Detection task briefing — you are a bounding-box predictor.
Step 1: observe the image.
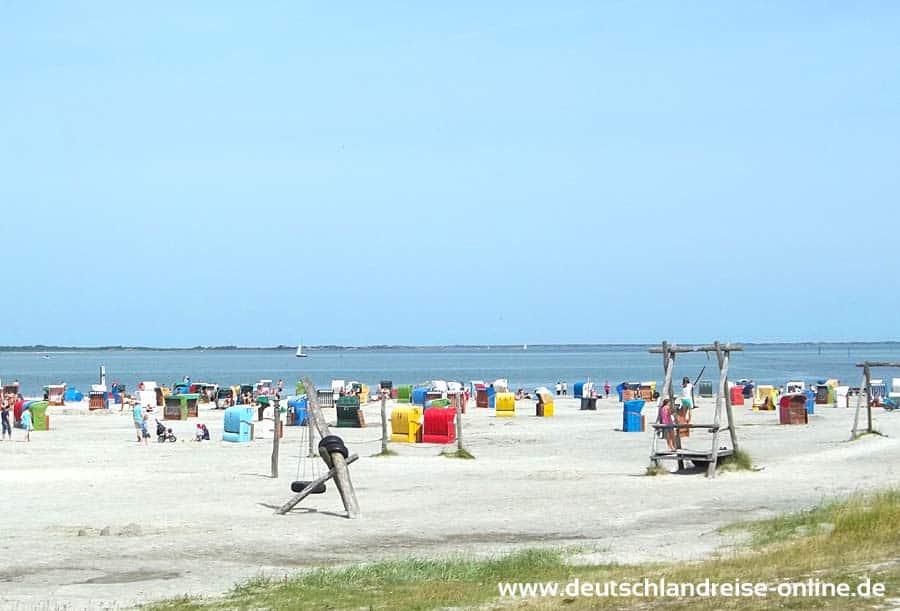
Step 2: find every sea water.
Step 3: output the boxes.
[2,344,899,397]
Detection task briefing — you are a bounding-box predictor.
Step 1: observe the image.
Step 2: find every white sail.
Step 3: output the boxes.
[296,342,307,358]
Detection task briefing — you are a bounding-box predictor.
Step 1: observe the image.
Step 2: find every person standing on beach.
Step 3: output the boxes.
[555,381,562,396]
[21,408,33,442]
[680,376,695,428]
[604,380,611,398]
[658,399,676,451]
[132,402,145,443]
[562,381,568,396]
[140,411,150,445]
[1,398,11,440]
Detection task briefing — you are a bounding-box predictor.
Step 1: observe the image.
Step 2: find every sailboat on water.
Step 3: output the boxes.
[295,342,308,358]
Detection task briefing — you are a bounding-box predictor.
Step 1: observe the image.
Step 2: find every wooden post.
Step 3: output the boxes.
[649,341,668,467]
[271,397,281,478]
[851,372,866,440]
[308,403,316,457]
[865,365,873,434]
[723,351,738,454]
[380,392,388,455]
[456,392,464,452]
[662,342,683,470]
[709,342,729,478]
[302,377,360,519]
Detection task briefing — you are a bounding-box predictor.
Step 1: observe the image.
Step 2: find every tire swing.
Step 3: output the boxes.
[291,420,327,495]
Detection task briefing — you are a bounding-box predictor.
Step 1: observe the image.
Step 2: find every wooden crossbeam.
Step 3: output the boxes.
[649,343,744,354]
[856,362,900,368]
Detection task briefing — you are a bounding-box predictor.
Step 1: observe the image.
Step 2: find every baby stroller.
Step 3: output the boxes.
[156,419,177,443]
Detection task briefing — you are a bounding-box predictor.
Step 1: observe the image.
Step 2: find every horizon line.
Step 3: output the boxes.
[0,341,898,352]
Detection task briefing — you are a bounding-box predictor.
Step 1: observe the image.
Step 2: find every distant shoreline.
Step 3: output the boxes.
[0,341,897,353]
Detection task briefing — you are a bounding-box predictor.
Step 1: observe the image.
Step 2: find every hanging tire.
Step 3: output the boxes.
[318,435,348,458]
[291,480,327,494]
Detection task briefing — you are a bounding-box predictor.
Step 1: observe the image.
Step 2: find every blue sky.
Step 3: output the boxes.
[1,1,898,346]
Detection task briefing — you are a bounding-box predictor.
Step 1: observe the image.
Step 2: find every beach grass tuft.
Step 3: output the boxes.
[645,464,668,476]
[372,448,399,457]
[441,447,475,460]
[717,448,754,471]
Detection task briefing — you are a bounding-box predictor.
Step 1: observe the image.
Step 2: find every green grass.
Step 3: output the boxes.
[146,490,900,610]
[717,448,754,472]
[371,448,399,457]
[726,489,900,548]
[440,447,475,459]
[645,464,668,476]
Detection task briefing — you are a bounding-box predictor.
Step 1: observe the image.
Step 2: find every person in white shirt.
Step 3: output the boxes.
[680,376,695,431]
[681,377,694,409]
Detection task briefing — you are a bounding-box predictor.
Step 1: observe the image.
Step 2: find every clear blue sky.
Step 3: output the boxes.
[2,2,898,346]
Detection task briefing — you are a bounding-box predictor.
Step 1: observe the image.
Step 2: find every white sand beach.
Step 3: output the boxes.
[1,397,898,609]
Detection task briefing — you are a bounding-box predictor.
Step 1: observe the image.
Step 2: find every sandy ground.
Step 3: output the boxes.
[1,395,899,609]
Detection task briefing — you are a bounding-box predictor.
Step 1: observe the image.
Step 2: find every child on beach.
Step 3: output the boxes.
[140,412,150,445]
[133,403,145,443]
[658,399,676,451]
[194,423,210,442]
[21,408,33,442]
[1,399,11,440]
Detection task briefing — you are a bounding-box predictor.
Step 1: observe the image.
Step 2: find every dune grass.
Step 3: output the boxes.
[717,448,754,471]
[440,447,475,459]
[147,490,900,610]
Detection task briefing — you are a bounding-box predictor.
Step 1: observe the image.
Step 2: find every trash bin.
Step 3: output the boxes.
[580,397,597,410]
[623,399,646,432]
[287,397,308,426]
[336,396,363,427]
[574,382,585,399]
[698,380,714,397]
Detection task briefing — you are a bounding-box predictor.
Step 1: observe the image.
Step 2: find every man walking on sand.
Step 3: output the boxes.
[1,398,11,440]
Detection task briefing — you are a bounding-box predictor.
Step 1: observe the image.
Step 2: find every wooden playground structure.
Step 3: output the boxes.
[850,361,896,441]
[276,377,360,518]
[648,341,742,478]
